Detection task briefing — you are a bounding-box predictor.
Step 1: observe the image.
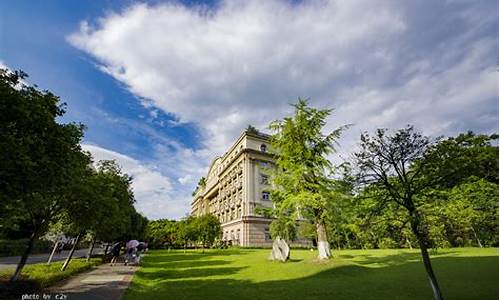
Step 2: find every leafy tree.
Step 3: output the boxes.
[0,69,90,281]
[176,217,197,252]
[269,216,297,243]
[354,126,443,300]
[146,219,179,249]
[192,177,207,196]
[268,99,349,259]
[194,214,221,251]
[443,178,498,247]
[419,132,498,188]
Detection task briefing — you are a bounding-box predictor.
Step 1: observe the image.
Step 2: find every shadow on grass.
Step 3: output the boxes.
[142,259,232,269]
[126,253,498,300]
[136,266,247,281]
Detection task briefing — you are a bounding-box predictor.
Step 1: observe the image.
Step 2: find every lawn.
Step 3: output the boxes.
[124,247,498,300]
[0,258,101,288]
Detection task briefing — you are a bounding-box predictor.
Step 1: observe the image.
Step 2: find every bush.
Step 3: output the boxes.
[378,238,398,249]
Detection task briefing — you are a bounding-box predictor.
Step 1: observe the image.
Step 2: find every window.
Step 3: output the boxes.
[260,174,269,184]
[264,228,271,241]
[262,191,270,201]
[260,144,267,152]
[259,160,270,168]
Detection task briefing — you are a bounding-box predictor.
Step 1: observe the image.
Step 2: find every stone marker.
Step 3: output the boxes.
[268,237,290,262]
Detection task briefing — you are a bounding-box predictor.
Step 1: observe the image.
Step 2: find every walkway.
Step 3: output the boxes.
[47,263,138,300]
[0,247,103,270]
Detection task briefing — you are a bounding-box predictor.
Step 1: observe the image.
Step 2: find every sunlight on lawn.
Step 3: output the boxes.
[124,248,498,300]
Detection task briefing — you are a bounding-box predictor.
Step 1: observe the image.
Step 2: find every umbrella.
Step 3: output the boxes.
[126,240,140,249]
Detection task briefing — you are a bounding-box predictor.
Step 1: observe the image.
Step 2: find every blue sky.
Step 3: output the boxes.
[1,0,498,220]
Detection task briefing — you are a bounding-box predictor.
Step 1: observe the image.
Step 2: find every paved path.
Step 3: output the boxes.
[47,263,138,300]
[0,247,103,270]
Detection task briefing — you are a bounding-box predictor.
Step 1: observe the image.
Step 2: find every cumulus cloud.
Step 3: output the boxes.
[70,0,498,217]
[82,144,190,220]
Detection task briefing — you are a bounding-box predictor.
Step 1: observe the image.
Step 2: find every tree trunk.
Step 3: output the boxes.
[104,243,109,255]
[86,237,95,262]
[61,234,81,271]
[316,221,331,260]
[47,241,59,265]
[471,226,483,248]
[11,227,39,281]
[410,210,443,300]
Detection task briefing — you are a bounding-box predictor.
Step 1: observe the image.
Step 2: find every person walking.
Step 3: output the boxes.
[109,242,122,266]
[125,240,139,266]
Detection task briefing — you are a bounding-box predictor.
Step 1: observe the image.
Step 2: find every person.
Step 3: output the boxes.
[124,246,135,265]
[125,240,140,265]
[135,242,148,264]
[136,242,147,253]
[110,242,122,266]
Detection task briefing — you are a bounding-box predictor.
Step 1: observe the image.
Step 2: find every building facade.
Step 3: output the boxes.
[191,129,276,247]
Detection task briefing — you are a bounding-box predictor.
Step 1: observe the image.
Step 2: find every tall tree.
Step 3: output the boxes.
[0,69,90,281]
[268,99,348,260]
[354,126,443,300]
[194,214,221,252]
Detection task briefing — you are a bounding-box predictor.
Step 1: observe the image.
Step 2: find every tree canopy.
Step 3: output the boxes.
[267,99,349,259]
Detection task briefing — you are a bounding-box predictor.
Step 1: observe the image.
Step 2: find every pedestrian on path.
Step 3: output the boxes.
[125,240,139,265]
[110,242,122,266]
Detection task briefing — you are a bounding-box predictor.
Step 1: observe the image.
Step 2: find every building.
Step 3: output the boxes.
[191,128,276,247]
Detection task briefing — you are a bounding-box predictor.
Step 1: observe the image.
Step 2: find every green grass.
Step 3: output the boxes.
[124,248,498,300]
[0,258,101,288]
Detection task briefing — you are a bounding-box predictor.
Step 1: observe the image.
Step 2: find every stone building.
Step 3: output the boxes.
[191,128,276,247]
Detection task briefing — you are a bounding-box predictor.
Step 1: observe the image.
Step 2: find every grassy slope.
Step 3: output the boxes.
[125,248,498,300]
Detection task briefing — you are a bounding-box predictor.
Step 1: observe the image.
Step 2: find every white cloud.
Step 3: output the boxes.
[82,144,189,220]
[70,0,498,217]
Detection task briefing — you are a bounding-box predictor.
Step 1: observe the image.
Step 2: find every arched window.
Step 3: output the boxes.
[260,144,267,152]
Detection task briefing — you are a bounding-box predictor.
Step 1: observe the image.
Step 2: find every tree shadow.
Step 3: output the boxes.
[144,259,232,269]
[125,253,498,300]
[136,266,247,281]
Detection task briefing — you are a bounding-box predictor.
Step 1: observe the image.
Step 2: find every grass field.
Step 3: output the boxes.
[124,248,498,300]
[0,258,101,288]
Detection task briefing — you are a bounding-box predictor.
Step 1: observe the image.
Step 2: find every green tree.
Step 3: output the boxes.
[354,126,443,300]
[0,69,90,281]
[443,178,498,247]
[268,99,349,260]
[146,219,178,249]
[420,132,498,188]
[177,216,197,252]
[194,214,222,252]
[269,216,297,243]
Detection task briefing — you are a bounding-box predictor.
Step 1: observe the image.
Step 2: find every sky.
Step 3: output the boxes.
[1,0,498,220]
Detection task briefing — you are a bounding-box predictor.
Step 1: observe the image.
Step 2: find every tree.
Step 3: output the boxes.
[443,178,498,247]
[269,216,297,243]
[268,99,349,260]
[0,69,90,281]
[354,126,443,300]
[194,214,221,252]
[419,132,498,188]
[146,219,179,249]
[192,177,207,196]
[177,217,197,252]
